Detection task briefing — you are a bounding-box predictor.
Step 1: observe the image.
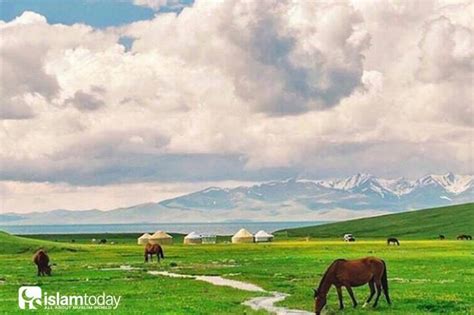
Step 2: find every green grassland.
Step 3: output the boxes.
[0,203,473,314]
[276,203,474,239]
[23,233,233,245]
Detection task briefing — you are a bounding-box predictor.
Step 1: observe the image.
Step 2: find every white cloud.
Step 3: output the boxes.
[0,1,472,212]
[125,1,369,114]
[133,0,172,11]
[418,16,473,83]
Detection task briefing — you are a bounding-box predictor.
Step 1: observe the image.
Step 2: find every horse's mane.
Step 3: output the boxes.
[317,259,346,290]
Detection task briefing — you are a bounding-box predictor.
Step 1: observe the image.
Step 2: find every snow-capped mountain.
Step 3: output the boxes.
[318,173,472,197]
[319,173,400,198]
[160,173,473,213]
[2,173,473,225]
[415,173,473,194]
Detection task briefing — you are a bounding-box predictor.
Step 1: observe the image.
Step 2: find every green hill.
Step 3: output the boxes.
[276,203,474,239]
[0,231,80,255]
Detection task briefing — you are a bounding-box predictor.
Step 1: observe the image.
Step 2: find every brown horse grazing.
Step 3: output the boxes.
[439,234,445,240]
[457,234,472,240]
[387,237,400,246]
[313,257,390,315]
[33,249,52,276]
[144,243,164,262]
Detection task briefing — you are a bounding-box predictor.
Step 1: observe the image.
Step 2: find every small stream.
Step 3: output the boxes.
[148,270,314,315]
[102,266,315,314]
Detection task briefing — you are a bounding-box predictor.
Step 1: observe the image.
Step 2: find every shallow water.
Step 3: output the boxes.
[244,293,314,315]
[150,270,313,315]
[149,271,265,292]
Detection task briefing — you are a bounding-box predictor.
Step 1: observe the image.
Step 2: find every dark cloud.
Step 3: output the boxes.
[0,35,59,120]
[1,137,469,186]
[0,153,297,185]
[0,45,59,99]
[65,90,105,111]
[0,97,35,120]
[223,2,366,116]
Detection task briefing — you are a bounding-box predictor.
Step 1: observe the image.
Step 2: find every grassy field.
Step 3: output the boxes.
[20,233,234,246]
[0,204,473,314]
[276,203,474,239]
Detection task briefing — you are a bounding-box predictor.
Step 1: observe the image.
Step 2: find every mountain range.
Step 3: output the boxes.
[1,173,473,225]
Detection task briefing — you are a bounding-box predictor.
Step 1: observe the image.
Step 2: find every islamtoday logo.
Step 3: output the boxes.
[18,286,121,310]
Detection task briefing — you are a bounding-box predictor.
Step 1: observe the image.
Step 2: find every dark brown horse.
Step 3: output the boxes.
[33,249,52,276]
[438,234,445,240]
[313,257,390,315]
[144,243,164,262]
[457,234,472,240]
[387,237,400,245]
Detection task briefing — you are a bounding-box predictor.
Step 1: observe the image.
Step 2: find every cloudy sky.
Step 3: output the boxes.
[1,0,472,213]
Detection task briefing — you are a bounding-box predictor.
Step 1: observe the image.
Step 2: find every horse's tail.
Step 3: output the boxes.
[381,260,391,305]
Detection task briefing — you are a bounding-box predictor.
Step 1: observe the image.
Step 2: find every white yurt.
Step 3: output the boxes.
[149,231,173,245]
[255,230,274,243]
[231,228,254,243]
[184,232,202,244]
[202,234,217,244]
[137,233,151,245]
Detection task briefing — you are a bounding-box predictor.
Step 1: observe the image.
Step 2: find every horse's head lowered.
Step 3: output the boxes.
[313,288,326,315]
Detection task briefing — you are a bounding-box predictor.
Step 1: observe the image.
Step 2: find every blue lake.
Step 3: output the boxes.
[0,221,327,235]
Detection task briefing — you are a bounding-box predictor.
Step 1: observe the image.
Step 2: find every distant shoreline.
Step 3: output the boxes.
[0,220,329,227]
[0,221,328,235]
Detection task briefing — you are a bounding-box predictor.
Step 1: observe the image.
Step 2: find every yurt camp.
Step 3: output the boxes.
[137,233,151,245]
[184,232,202,244]
[254,230,274,243]
[149,231,173,245]
[202,234,217,244]
[231,228,254,243]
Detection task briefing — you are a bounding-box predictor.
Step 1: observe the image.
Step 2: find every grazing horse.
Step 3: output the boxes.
[33,249,52,276]
[99,239,107,244]
[457,234,472,240]
[313,257,390,315]
[387,238,400,246]
[438,234,445,240]
[144,243,164,262]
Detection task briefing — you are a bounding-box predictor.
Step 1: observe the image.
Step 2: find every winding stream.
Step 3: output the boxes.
[102,265,314,314]
[148,270,314,315]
